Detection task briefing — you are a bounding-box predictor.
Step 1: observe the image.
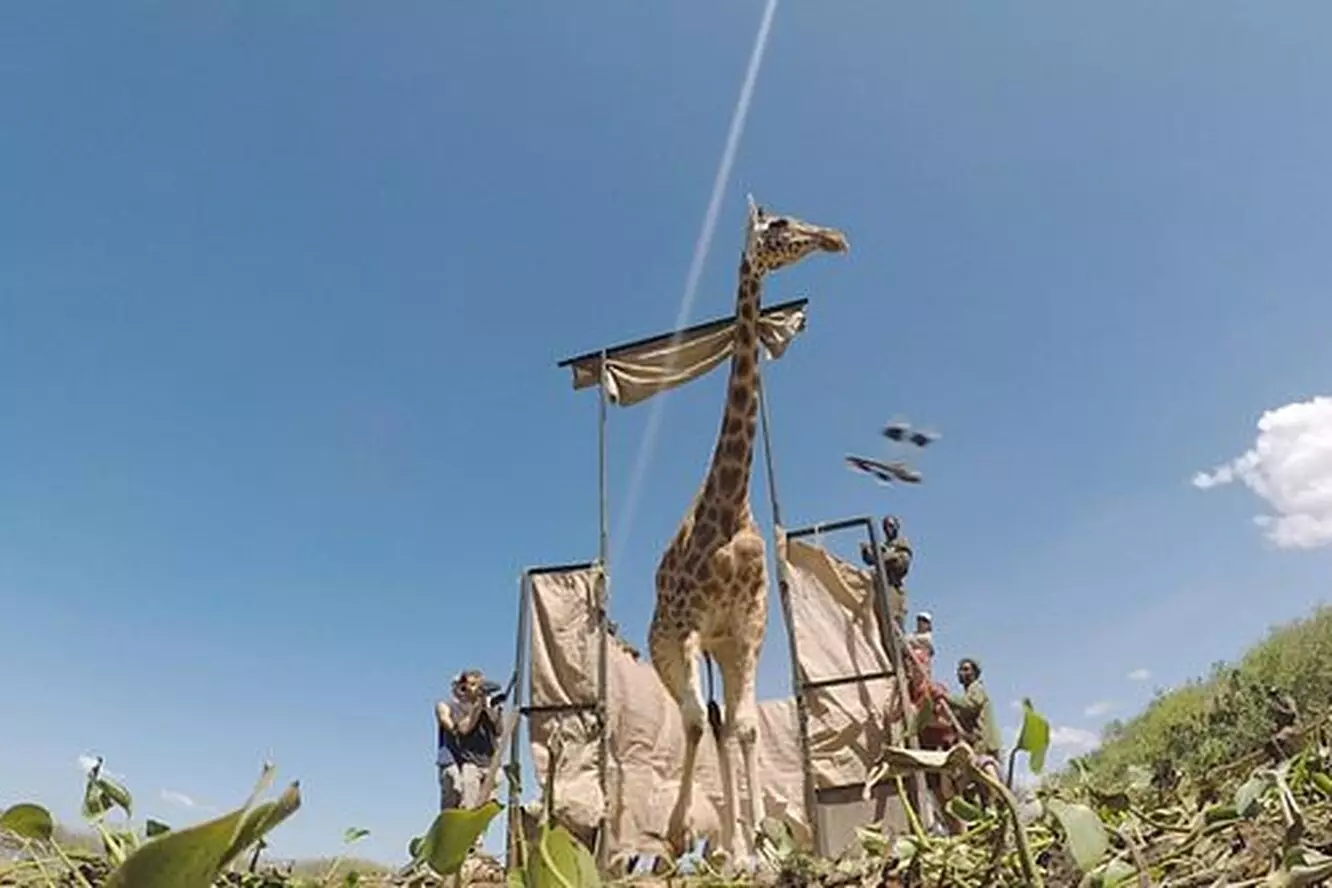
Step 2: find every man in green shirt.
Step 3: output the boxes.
[948,658,1004,782]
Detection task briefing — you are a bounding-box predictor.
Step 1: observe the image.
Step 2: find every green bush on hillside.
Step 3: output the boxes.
[1071,603,1332,785]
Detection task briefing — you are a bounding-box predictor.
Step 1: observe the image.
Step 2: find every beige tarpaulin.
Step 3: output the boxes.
[565,301,808,407]
[778,532,895,787]
[525,538,896,857]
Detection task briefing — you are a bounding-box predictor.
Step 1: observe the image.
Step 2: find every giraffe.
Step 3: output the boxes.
[648,195,848,860]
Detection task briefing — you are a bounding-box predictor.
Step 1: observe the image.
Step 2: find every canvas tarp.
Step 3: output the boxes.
[564,301,808,407]
[778,532,897,787]
[525,538,898,856]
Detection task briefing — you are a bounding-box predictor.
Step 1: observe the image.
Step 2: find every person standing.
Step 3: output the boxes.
[948,658,1003,780]
[860,515,913,628]
[906,611,934,660]
[436,669,502,812]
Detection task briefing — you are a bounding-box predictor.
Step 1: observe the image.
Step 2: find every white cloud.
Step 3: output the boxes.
[159,789,197,809]
[1049,726,1099,753]
[1127,668,1152,682]
[1193,396,1332,549]
[1083,700,1115,718]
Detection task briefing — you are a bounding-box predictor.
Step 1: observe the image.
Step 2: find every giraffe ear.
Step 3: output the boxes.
[746,193,761,224]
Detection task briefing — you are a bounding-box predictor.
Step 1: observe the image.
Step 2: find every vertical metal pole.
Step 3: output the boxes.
[506,572,531,872]
[757,372,820,853]
[594,352,611,872]
[865,521,929,818]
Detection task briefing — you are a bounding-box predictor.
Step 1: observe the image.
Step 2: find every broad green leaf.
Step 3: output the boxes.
[0,803,54,841]
[145,819,171,837]
[534,824,599,888]
[220,782,302,867]
[343,826,371,844]
[414,800,503,877]
[83,777,114,820]
[877,745,971,774]
[104,804,251,888]
[104,780,301,888]
[97,775,134,818]
[1017,699,1052,774]
[507,867,528,888]
[1235,772,1273,818]
[1046,798,1109,873]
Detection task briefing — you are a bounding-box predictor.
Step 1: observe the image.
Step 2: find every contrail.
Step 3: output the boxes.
[612,0,780,564]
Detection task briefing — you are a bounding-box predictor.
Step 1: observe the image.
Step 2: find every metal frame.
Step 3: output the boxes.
[505,561,598,871]
[507,298,814,871]
[782,516,924,852]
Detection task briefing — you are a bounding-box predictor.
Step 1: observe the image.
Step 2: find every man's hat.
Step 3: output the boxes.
[917,611,933,624]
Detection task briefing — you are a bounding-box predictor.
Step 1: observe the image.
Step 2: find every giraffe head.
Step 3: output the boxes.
[744,194,849,275]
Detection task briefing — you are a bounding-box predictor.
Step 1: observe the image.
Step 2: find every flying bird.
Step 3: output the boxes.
[882,421,940,449]
[846,455,924,485]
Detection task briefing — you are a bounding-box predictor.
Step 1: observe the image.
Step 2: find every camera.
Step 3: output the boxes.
[481,679,506,706]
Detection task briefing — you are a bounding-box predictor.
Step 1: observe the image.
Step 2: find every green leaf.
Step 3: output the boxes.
[888,836,919,874]
[104,778,301,888]
[343,826,371,844]
[876,745,972,774]
[946,797,985,824]
[413,800,503,877]
[1046,798,1109,873]
[219,782,302,867]
[145,819,172,837]
[1235,772,1273,818]
[1311,773,1332,800]
[534,824,600,888]
[855,826,890,856]
[104,805,251,888]
[1016,698,1052,774]
[0,803,55,841]
[97,775,134,818]
[507,867,528,888]
[407,835,424,859]
[83,778,114,820]
[1203,803,1239,825]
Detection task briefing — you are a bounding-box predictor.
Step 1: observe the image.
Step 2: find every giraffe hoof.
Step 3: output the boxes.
[664,820,692,859]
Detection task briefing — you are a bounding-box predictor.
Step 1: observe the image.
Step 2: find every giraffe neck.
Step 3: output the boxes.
[701,255,763,517]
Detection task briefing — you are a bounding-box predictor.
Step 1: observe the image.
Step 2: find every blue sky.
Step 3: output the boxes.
[3,0,1332,866]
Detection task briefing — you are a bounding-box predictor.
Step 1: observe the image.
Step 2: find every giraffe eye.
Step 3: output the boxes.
[767,218,789,230]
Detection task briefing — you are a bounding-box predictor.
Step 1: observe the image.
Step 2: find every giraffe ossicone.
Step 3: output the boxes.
[647,196,848,861]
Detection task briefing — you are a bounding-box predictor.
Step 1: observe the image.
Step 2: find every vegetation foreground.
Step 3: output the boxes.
[3,605,1330,888]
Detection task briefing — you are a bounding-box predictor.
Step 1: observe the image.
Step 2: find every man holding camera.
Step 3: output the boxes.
[436,668,504,812]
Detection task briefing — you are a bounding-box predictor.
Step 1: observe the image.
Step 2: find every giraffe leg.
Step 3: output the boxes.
[718,646,762,864]
[713,678,739,860]
[650,624,707,856]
